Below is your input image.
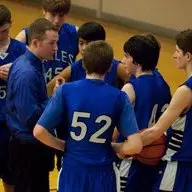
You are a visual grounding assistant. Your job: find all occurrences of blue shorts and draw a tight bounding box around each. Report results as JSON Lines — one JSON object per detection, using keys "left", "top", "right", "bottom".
{"left": 153, "top": 160, "right": 192, "bottom": 192}
{"left": 118, "top": 158, "right": 160, "bottom": 192}
{"left": 58, "top": 162, "right": 118, "bottom": 192}
{"left": 126, "top": 159, "right": 160, "bottom": 192}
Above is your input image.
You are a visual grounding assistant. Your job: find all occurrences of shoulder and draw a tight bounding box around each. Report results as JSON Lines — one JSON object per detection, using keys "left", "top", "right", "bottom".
{"left": 10, "top": 38, "right": 26, "bottom": 53}
{"left": 71, "top": 59, "right": 83, "bottom": 69}
{"left": 182, "top": 76, "right": 192, "bottom": 90}
{"left": 60, "top": 23, "right": 78, "bottom": 34}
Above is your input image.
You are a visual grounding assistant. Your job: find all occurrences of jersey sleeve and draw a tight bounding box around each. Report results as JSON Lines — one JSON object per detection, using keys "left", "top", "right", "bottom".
{"left": 37, "top": 86, "right": 65, "bottom": 132}
{"left": 117, "top": 91, "right": 139, "bottom": 137}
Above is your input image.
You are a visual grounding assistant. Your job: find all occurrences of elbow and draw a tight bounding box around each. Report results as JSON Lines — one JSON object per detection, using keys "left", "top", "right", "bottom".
{"left": 33, "top": 125, "right": 43, "bottom": 140}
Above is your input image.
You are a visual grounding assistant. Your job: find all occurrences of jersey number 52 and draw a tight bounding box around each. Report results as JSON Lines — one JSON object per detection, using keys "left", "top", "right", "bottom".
{"left": 70, "top": 112, "right": 112, "bottom": 144}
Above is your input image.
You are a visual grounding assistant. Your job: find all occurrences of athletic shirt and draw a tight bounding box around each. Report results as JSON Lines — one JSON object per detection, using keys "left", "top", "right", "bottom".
{"left": 24, "top": 23, "right": 79, "bottom": 83}
{"left": 0, "top": 39, "right": 25, "bottom": 141}
{"left": 38, "top": 79, "right": 138, "bottom": 166}
{"left": 0, "top": 39, "right": 26, "bottom": 121}
{"left": 129, "top": 74, "right": 171, "bottom": 130}
{"left": 163, "top": 77, "right": 192, "bottom": 162}
{"left": 70, "top": 59, "right": 119, "bottom": 87}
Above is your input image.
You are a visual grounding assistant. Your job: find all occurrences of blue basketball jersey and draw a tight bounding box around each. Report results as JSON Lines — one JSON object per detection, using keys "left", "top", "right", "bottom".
{"left": 38, "top": 79, "right": 138, "bottom": 166}
{"left": 129, "top": 74, "right": 171, "bottom": 130}
{"left": 24, "top": 23, "right": 79, "bottom": 83}
{"left": 70, "top": 59, "right": 119, "bottom": 87}
{"left": 0, "top": 39, "right": 26, "bottom": 121}
{"left": 163, "top": 77, "right": 192, "bottom": 162}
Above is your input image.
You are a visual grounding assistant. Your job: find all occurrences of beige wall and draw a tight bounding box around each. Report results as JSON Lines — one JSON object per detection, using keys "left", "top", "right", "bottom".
{"left": 71, "top": 0, "right": 192, "bottom": 31}
{"left": 71, "top": 0, "right": 99, "bottom": 10}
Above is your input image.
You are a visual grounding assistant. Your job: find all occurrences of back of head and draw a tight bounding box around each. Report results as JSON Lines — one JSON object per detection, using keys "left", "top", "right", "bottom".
{"left": 83, "top": 40, "right": 113, "bottom": 75}
{"left": 42, "top": 0, "right": 71, "bottom": 14}
{"left": 78, "top": 22, "right": 106, "bottom": 41}
{"left": 176, "top": 29, "right": 192, "bottom": 54}
{"left": 28, "top": 18, "right": 57, "bottom": 45}
{"left": 142, "top": 33, "right": 161, "bottom": 66}
{"left": 0, "top": 5, "right": 11, "bottom": 27}
{"left": 124, "top": 35, "right": 159, "bottom": 71}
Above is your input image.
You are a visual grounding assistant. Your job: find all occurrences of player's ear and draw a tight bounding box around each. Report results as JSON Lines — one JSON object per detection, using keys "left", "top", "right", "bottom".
{"left": 31, "top": 39, "right": 39, "bottom": 48}
{"left": 185, "top": 51, "right": 192, "bottom": 61}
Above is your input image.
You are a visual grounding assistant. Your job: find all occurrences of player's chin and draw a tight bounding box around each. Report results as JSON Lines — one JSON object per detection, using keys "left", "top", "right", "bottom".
{"left": 45, "top": 55, "right": 54, "bottom": 60}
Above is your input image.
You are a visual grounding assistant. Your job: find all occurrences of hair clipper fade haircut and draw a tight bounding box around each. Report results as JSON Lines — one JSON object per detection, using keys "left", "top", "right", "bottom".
{"left": 83, "top": 40, "right": 113, "bottom": 75}
{"left": 78, "top": 22, "right": 106, "bottom": 42}
{"left": 0, "top": 5, "right": 11, "bottom": 27}
{"left": 42, "top": 0, "right": 71, "bottom": 14}
{"left": 28, "top": 18, "right": 58, "bottom": 45}
{"left": 124, "top": 35, "right": 159, "bottom": 71}
{"left": 176, "top": 29, "right": 192, "bottom": 54}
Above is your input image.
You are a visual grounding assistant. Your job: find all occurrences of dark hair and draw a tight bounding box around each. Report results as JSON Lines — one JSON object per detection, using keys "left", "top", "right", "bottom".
{"left": 78, "top": 22, "right": 106, "bottom": 41}
{"left": 83, "top": 40, "right": 113, "bottom": 75}
{"left": 142, "top": 33, "right": 161, "bottom": 65}
{"left": 123, "top": 35, "right": 159, "bottom": 71}
{"left": 176, "top": 29, "right": 192, "bottom": 54}
{"left": 0, "top": 5, "right": 11, "bottom": 26}
{"left": 42, "top": 0, "right": 70, "bottom": 14}
{"left": 28, "top": 18, "right": 58, "bottom": 45}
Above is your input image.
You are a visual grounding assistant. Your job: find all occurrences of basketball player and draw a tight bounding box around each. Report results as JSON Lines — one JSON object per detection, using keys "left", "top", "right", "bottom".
{"left": 141, "top": 29, "right": 192, "bottom": 192}
{"left": 47, "top": 22, "right": 129, "bottom": 96}
{"left": 33, "top": 40, "right": 142, "bottom": 192}
{"left": 0, "top": 5, "right": 26, "bottom": 192}
{"left": 16, "top": 0, "right": 79, "bottom": 83}
{"left": 117, "top": 34, "right": 171, "bottom": 192}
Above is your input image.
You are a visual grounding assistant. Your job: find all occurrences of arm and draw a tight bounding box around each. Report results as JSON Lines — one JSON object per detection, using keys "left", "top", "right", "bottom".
{"left": 112, "top": 84, "right": 135, "bottom": 141}
{"left": 34, "top": 124, "right": 65, "bottom": 151}
{"left": 112, "top": 133, "right": 142, "bottom": 155}
{"left": 15, "top": 72, "right": 47, "bottom": 129}
{"left": 34, "top": 86, "right": 66, "bottom": 150}
{"left": 0, "top": 64, "right": 11, "bottom": 80}
{"left": 112, "top": 92, "right": 142, "bottom": 155}
{"left": 141, "top": 85, "right": 192, "bottom": 146}
{"left": 122, "top": 83, "right": 135, "bottom": 104}
{"left": 15, "top": 30, "right": 26, "bottom": 43}
{"left": 47, "top": 66, "right": 71, "bottom": 96}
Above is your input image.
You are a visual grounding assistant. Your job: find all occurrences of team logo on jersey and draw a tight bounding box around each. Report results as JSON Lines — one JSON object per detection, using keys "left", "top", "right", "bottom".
{"left": 0, "top": 52, "right": 9, "bottom": 60}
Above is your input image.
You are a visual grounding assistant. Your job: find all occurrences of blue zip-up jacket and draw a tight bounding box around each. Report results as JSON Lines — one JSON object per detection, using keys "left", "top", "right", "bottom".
{"left": 6, "top": 49, "right": 48, "bottom": 142}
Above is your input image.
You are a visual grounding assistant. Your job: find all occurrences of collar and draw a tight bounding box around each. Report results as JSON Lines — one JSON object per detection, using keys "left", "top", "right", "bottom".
{"left": 25, "top": 49, "right": 43, "bottom": 73}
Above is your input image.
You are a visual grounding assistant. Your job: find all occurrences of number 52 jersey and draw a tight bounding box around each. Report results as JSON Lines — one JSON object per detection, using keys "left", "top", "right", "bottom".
{"left": 38, "top": 79, "right": 139, "bottom": 166}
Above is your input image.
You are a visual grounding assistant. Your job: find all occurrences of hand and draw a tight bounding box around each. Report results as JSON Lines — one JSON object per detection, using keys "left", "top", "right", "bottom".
{"left": 53, "top": 76, "right": 65, "bottom": 93}
{"left": 0, "top": 63, "right": 11, "bottom": 80}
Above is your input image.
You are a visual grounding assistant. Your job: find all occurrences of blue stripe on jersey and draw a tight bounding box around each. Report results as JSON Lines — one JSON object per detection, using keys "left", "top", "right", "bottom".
{"left": 163, "top": 77, "right": 192, "bottom": 162}
{"left": 38, "top": 79, "right": 138, "bottom": 165}
{"left": 0, "top": 39, "right": 26, "bottom": 121}
{"left": 70, "top": 59, "right": 119, "bottom": 87}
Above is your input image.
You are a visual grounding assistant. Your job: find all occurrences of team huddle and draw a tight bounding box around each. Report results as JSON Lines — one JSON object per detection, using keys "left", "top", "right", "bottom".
{"left": 0, "top": 0, "right": 192, "bottom": 192}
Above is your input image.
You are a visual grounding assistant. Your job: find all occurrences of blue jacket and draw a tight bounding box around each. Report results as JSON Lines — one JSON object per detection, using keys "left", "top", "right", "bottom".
{"left": 6, "top": 49, "right": 48, "bottom": 142}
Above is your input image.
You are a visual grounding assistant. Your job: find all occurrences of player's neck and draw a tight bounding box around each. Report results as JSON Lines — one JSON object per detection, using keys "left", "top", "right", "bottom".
{"left": 185, "top": 63, "right": 192, "bottom": 78}
{"left": 135, "top": 70, "right": 153, "bottom": 78}
{"left": 86, "top": 73, "right": 105, "bottom": 80}
{"left": 0, "top": 37, "right": 10, "bottom": 52}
